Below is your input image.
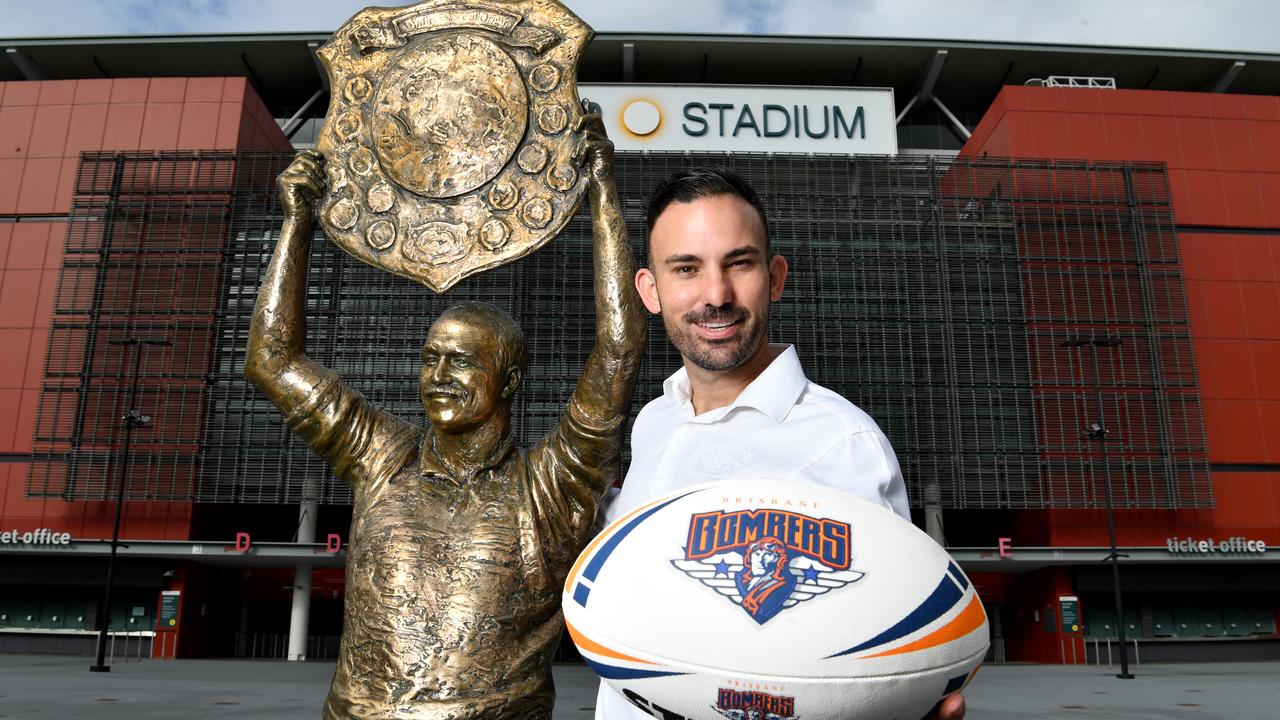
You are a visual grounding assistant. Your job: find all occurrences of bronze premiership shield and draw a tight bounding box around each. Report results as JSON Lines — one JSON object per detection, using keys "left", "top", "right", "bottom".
{"left": 314, "top": 0, "right": 594, "bottom": 292}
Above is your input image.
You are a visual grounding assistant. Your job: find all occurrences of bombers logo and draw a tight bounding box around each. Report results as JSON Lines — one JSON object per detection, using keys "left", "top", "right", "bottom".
{"left": 671, "top": 509, "right": 864, "bottom": 624}
{"left": 713, "top": 689, "right": 798, "bottom": 720}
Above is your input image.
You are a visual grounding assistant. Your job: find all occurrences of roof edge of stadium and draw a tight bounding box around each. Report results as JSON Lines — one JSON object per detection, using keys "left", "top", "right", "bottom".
{"left": 2, "top": 31, "right": 1276, "bottom": 62}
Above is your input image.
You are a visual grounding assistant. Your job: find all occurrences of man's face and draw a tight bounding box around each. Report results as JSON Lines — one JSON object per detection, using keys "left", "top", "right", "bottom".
{"left": 637, "top": 194, "right": 787, "bottom": 373}
{"left": 419, "top": 316, "right": 511, "bottom": 433}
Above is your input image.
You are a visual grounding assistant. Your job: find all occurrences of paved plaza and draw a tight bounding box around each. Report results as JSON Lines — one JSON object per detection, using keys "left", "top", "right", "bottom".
{"left": 0, "top": 654, "right": 1277, "bottom": 719}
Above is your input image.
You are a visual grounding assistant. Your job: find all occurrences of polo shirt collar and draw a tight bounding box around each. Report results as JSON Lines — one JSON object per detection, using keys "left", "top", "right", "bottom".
{"left": 662, "top": 344, "right": 807, "bottom": 423}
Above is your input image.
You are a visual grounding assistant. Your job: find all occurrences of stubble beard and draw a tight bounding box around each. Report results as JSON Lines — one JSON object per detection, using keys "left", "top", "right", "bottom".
{"left": 665, "top": 305, "right": 768, "bottom": 372}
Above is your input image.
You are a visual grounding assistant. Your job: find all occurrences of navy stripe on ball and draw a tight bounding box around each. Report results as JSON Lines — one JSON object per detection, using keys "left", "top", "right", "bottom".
{"left": 826, "top": 573, "right": 964, "bottom": 658}
{"left": 948, "top": 561, "right": 969, "bottom": 589}
{"left": 573, "top": 582, "right": 591, "bottom": 608}
{"left": 583, "top": 490, "right": 698, "bottom": 583}
{"left": 583, "top": 657, "right": 686, "bottom": 680}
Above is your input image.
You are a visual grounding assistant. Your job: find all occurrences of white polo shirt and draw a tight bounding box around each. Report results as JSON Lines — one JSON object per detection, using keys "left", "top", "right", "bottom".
{"left": 594, "top": 344, "right": 909, "bottom": 720}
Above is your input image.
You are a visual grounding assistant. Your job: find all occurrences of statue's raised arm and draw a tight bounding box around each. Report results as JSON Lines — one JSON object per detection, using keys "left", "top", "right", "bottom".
{"left": 245, "top": 150, "right": 330, "bottom": 416}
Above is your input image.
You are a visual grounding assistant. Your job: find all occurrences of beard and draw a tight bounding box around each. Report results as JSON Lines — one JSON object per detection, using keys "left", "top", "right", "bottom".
{"left": 664, "top": 303, "right": 768, "bottom": 372}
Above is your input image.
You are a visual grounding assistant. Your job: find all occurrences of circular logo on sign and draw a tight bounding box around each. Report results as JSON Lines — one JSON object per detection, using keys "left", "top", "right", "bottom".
{"left": 621, "top": 99, "right": 662, "bottom": 137}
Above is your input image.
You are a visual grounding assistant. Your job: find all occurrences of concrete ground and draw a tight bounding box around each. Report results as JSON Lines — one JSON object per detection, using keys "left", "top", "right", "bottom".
{"left": 0, "top": 655, "right": 1276, "bottom": 719}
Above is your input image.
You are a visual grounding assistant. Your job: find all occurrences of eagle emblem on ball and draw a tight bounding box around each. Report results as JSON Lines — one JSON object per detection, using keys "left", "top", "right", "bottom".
{"left": 314, "top": 0, "right": 593, "bottom": 291}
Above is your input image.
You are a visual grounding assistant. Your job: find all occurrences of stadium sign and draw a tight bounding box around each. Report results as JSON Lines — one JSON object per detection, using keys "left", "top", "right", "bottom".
{"left": 581, "top": 84, "right": 897, "bottom": 155}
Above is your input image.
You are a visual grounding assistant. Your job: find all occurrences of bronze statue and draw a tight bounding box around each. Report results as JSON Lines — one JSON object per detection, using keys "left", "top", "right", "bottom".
{"left": 246, "top": 103, "right": 643, "bottom": 720}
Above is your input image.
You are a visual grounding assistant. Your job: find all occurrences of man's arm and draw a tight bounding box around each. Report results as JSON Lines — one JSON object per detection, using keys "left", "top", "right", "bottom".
{"left": 245, "top": 150, "right": 329, "bottom": 411}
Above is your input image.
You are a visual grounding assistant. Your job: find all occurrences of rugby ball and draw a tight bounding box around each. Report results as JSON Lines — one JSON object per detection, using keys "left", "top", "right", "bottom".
{"left": 564, "top": 479, "right": 987, "bottom": 720}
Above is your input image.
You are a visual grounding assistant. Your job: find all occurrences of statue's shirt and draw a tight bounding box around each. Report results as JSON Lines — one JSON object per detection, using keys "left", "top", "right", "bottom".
{"left": 285, "top": 370, "right": 622, "bottom": 720}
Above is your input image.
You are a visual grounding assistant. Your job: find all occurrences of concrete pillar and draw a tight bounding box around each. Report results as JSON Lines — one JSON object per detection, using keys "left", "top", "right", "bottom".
{"left": 286, "top": 496, "right": 317, "bottom": 662}
{"left": 923, "top": 481, "right": 945, "bottom": 545}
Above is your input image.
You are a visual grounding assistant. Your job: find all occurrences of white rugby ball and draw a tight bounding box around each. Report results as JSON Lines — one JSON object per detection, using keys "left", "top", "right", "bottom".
{"left": 564, "top": 479, "right": 987, "bottom": 720}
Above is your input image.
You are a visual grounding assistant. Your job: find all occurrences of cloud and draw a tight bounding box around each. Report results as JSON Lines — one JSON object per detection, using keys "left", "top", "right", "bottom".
{"left": 3, "top": 0, "right": 1278, "bottom": 53}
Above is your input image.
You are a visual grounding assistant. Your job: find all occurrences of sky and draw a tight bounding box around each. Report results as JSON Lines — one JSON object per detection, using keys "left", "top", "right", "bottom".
{"left": 1, "top": 0, "right": 1278, "bottom": 54}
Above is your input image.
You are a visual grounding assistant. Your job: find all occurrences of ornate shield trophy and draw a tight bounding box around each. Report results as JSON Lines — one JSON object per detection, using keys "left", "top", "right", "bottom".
{"left": 314, "top": 0, "right": 593, "bottom": 291}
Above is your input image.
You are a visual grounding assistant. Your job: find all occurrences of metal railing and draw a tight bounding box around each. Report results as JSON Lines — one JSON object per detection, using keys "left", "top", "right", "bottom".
{"left": 233, "top": 632, "right": 340, "bottom": 660}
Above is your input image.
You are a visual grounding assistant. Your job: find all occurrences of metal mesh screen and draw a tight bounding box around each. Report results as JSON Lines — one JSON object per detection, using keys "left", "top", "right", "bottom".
{"left": 27, "top": 150, "right": 1210, "bottom": 509}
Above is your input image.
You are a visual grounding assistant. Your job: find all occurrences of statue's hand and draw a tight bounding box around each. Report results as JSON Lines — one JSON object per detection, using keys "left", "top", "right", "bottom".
{"left": 573, "top": 99, "right": 614, "bottom": 187}
{"left": 278, "top": 150, "right": 325, "bottom": 224}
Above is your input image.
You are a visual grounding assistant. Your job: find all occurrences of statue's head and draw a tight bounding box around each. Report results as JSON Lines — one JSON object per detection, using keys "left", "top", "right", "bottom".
{"left": 420, "top": 302, "right": 526, "bottom": 434}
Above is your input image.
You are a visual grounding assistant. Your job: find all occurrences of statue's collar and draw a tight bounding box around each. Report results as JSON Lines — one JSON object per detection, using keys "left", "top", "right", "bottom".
{"left": 418, "top": 427, "right": 515, "bottom": 483}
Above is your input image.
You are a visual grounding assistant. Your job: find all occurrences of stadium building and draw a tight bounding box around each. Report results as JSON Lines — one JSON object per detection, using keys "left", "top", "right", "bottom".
{"left": 0, "top": 28, "right": 1277, "bottom": 665}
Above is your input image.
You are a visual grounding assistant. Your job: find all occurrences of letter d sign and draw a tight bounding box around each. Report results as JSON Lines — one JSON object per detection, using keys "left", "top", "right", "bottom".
{"left": 235, "top": 532, "right": 251, "bottom": 553}
{"left": 325, "top": 533, "right": 342, "bottom": 553}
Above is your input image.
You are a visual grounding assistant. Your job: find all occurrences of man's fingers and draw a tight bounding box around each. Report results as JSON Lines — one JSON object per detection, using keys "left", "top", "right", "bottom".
{"left": 280, "top": 171, "right": 322, "bottom": 198}
{"left": 938, "top": 692, "right": 965, "bottom": 720}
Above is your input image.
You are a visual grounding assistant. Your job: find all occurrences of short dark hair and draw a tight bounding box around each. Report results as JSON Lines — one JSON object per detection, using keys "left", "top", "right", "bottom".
{"left": 644, "top": 167, "right": 769, "bottom": 261}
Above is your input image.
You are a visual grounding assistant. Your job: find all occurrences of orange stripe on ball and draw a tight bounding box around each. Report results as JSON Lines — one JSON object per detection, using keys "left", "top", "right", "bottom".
{"left": 565, "top": 618, "right": 654, "bottom": 665}
{"left": 864, "top": 595, "right": 987, "bottom": 659}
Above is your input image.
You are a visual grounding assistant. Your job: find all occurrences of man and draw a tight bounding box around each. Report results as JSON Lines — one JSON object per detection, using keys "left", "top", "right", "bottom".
{"left": 246, "top": 115, "right": 644, "bottom": 719}
{"left": 594, "top": 167, "right": 965, "bottom": 720}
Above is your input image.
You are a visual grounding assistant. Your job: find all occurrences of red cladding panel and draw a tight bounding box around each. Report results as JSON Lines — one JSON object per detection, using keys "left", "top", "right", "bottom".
{"left": 7, "top": 222, "right": 48, "bottom": 270}
{"left": 23, "top": 328, "right": 48, "bottom": 388}
{"left": 1262, "top": 174, "right": 1280, "bottom": 227}
{"left": 73, "top": 79, "right": 112, "bottom": 105}
{"left": 0, "top": 390, "right": 20, "bottom": 451}
{"left": 1140, "top": 116, "right": 1181, "bottom": 165}
{"left": 1213, "top": 119, "right": 1255, "bottom": 172}
{"left": 1255, "top": 343, "right": 1280, "bottom": 400}
{"left": 214, "top": 102, "right": 243, "bottom": 149}
{"left": 140, "top": 103, "right": 184, "bottom": 150}
{"left": 1209, "top": 93, "right": 1247, "bottom": 120}
{"left": 1204, "top": 339, "right": 1258, "bottom": 399}
{"left": 26, "top": 105, "right": 72, "bottom": 158}
{"left": 1179, "top": 233, "right": 1238, "bottom": 281}
{"left": 147, "top": 77, "right": 188, "bottom": 103}
{"left": 102, "top": 104, "right": 145, "bottom": 151}
{"left": 0, "top": 267, "right": 41, "bottom": 326}
{"left": 0, "top": 105, "right": 36, "bottom": 158}
{"left": 1242, "top": 283, "right": 1280, "bottom": 340}
{"left": 1241, "top": 94, "right": 1280, "bottom": 121}
{"left": 178, "top": 103, "right": 221, "bottom": 149}
{"left": 1173, "top": 92, "right": 1213, "bottom": 118}
{"left": 1222, "top": 172, "right": 1266, "bottom": 226}
{"left": 8, "top": 389, "right": 38, "bottom": 453}
{"left": 1102, "top": 115, "right": 1143, "bottom": 159}
{"left": 53, "top": 157, "right": 78, "bottom": 212}
{"left": 1137, "top": 91, "right": 1177, "bottom": 117}
{"left": 36, "top": 80, "right": 76, "bottom": 105}
{"left": 1199, "top": 281, "right": 1248, "bottom": 338}
{"left": 1029, "top": 113, "right": 1071, "bottom": 157}
{"left": 0, "top": 329, "right": 28, "bottom": 388}
{"left": 184, "top": 77, "right": 224, "bottom": 103}
{"left": 1178, "top": 170, "right": 1229, "bottom": 226}
{"left": 0, "top": 159, "right": 23, "bottom": 213}
{"left": 64, "top": 104, "right": 109, "bottom": 156}
{"left": 1233, "top": 235, "right": 1279, "bottom": 283}
{"left": 109, "top": 78, "right": 150, "bottom": 104}
{"left": 3, "top": 82, "right": 40, "bottom": 106}
{"left": 15, "top": 157, "right": 62, "bottom": 214}
{"left": 1261, "top": 403, "right": 1280, "bottom": 462}
{"left": 1067, "top": 113, "right": 1105, "bottom": 155}
{"left": 1176, "top": 116, "right": 1218, "bottom": 169}
{"left": 1217, "top": 400, "right": 1267, "bottom": 462}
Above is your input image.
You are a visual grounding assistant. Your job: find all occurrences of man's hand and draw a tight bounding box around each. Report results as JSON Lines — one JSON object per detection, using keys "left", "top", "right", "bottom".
{"left": 927, "top": 692, "right": 966, "bottom": 720}
{"left": 278, "top": 150, "right": 325, "bottom": 224}
{"left": 573, "top": 99, "right": 614, "bottom": 187}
